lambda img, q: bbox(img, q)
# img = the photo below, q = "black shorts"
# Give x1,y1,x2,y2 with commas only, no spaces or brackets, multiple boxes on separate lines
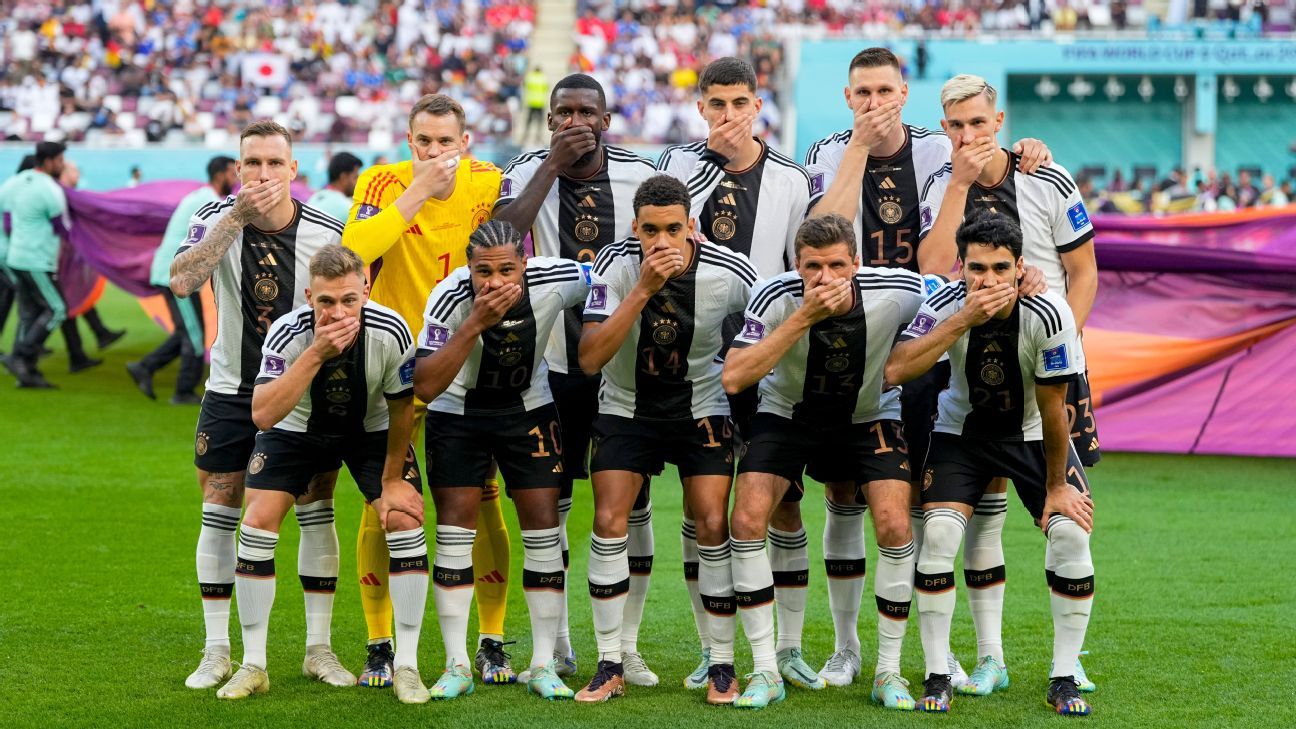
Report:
900,359,952,478
549,371,600,495
590,414,735,479
739,413,911,488
425,404,565,490
1067,371,1101,467
194,391,258,472
245,429,422,500
921,432,1090,520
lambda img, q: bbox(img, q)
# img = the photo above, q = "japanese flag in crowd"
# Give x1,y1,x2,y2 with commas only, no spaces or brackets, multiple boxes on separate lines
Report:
242,53,289,88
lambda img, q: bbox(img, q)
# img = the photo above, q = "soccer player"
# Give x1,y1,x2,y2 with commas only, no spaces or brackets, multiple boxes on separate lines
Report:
885,211,1095,716
413,220,588,701
656,56,821,690
495,73,659,683
127,156,237,405
308,152,364,223
342,94,513,688
169,120,347,690
0,157,32,359
920,74,1099,694
4,142,70,389
723,214,925,710
574,175,758,705
803,47,1052,687
217,245,429,703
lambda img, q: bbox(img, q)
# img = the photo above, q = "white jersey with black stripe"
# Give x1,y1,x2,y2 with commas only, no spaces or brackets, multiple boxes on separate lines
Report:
177,198,342,396
417,257,589,416
656,140,813,278
584,238,758,421
255,300,416,434
732,267,924,425
900,283,1084,441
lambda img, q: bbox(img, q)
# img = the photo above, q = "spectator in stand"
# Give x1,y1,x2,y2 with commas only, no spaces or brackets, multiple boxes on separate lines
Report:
1236,170,1260,208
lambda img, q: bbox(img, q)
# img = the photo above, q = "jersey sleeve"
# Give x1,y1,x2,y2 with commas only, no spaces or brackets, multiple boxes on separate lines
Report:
1049,167,1095,252
494,153,539,211
582,254,627,324
558,258,592,308
173,206,218,258
255,312,310,385
730,282,790,350
343,166,409,264
417,272,469,357
383,321,418,400
784,176,813,270
898,282,961,342
918,166,951,240
1032,299,1083,385
726,255,759,315
660,145,728,221
803,137,842,210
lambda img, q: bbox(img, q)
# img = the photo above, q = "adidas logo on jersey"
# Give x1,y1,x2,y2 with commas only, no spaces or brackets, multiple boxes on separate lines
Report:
984,341,1004,353
718,193,737,206
258,253,278,266
831,336,849,349
578,194,597,207
329,368,348,381
879,176,896,190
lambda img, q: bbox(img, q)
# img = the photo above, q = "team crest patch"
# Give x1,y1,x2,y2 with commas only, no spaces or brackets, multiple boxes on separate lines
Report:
248,452,266,475
1067,201,1090,232
500,179,513,197
185,224,206,244
1043,344,1070,372
588,284,608,311
399,358,415,385
740,317,765,341
922,467,934,491
356,204,381,220
195,432,209,456
905,313,937,337
264,355,286,376
423,324,450,351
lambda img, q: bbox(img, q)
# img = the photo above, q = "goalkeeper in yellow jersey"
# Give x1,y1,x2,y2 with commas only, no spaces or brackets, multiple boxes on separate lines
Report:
343,94,516,687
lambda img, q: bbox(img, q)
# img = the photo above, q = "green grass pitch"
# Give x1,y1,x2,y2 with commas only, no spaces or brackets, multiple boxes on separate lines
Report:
1,286,1293,727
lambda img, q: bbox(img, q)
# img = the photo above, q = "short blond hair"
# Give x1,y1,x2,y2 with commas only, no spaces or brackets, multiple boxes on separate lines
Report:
940,74,997,110
309,244,366,282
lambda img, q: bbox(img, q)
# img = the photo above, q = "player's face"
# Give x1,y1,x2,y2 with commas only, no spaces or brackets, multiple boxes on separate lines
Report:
796,242,859,286
941,94,1003,150
549,88,609,166
238,134,297,198
844,65,907,113
215,163,238,197
43,153,66,180
961,242,1023,318
468,246,526,294
307,272,369,324
698,83,762,129
408,112,469,160
632,204,694,254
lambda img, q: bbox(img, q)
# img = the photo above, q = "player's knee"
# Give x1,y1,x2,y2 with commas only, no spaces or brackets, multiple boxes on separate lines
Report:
919,509,967,563
1046,516,1092,566
591,507,628,539
768,500,802,532
825,480,858,505
201,473,243,508
385,511,421,534
693,510,729,545
872,508,912,547
729,505,767,542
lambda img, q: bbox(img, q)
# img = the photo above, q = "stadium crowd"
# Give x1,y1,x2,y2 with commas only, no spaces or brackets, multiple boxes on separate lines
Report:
1080,165,1296,213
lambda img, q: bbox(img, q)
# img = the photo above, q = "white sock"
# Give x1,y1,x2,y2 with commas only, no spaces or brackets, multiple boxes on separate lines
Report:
682,518,710,652
732,537,777,673
964,493,1008,664
910,505,925,564
556,497,572,655
588,534,629,663
916,509,965,678
386,528,428,671
624,497,653,654
874,541,915,675
235,525,279,670
768,526,808,652
698,540,736,666
295,500,338,648
197,503,239,650
1046,515,1094,677
824,498,867,653
433,525,476,668
522,527,565,669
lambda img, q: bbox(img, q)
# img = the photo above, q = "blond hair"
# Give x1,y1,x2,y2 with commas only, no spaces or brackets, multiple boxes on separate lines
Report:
940,74,998,110
309,244,366,282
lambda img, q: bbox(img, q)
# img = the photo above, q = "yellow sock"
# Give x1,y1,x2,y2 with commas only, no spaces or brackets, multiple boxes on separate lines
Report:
473,479,510,637
357,501,393,641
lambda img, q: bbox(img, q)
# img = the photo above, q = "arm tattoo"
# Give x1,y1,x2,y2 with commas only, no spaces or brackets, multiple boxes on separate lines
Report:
170,213,245,297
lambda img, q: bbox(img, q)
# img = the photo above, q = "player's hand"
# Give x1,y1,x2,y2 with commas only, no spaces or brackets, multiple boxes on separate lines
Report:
959,277,1015,327
1012,138,1053,174
707,114,751,163
230,179,284,225
799,272,851,324
548,117,598,169
1042,484,1094,533
466,280,522,331
951,137,997,187
311,310,360,359
375,481,425,528
410,144,460,200
847,100,902,152
636,242,685,295
1018,264,1049,297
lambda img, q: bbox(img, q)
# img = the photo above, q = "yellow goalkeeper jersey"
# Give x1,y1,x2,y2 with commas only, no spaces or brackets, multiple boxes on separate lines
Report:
343,158,501,336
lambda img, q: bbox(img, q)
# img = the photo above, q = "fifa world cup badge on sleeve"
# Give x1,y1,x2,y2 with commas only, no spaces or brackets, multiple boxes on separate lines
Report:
500,179,513,197
356,204,381,220
1043,344,1070,372
186,224,206,244
810,173,825,197
739,317,766,342
264,355,286,376
424,325,450,351
905,313,937,338
588,284,608,312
